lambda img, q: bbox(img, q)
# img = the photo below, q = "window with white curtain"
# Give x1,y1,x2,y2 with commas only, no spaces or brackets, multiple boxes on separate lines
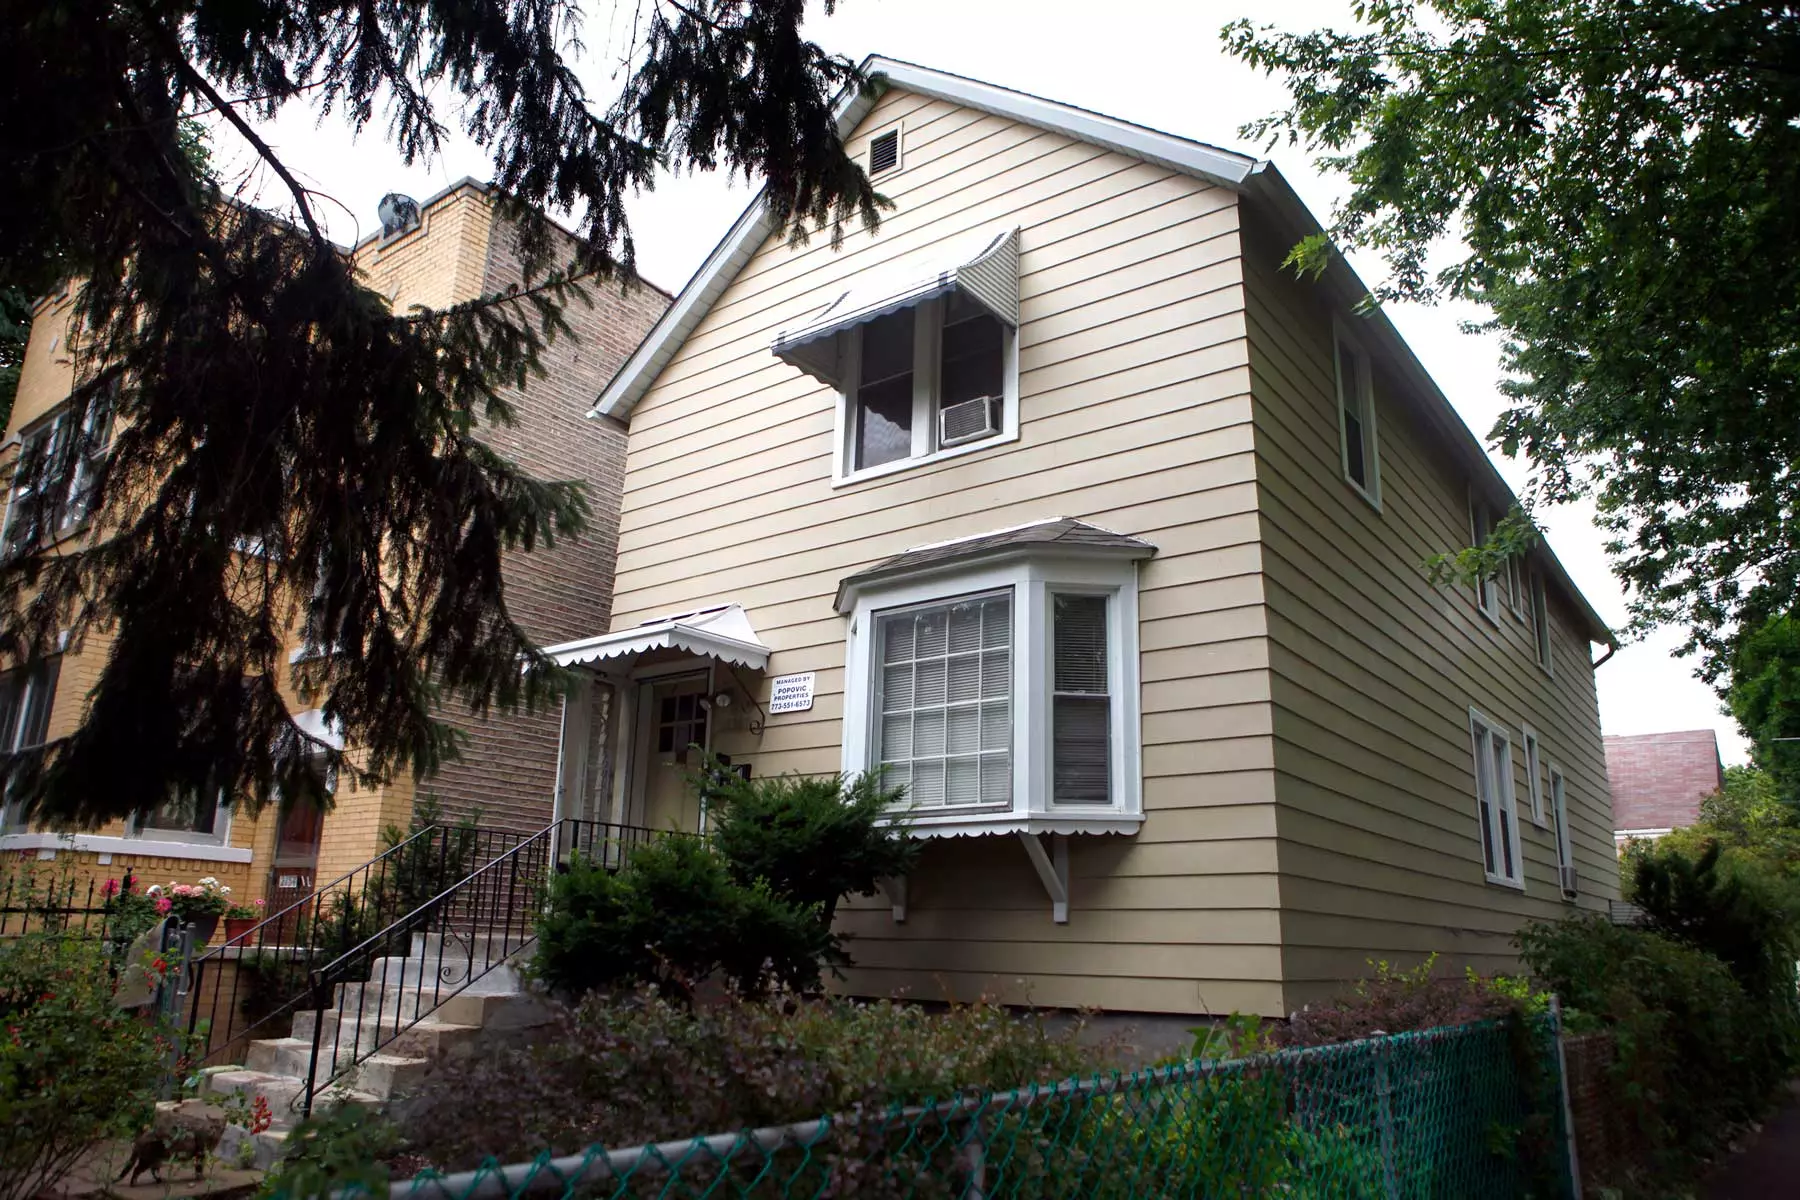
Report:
1469,708,1523,888
874,591,1012,809
0,657,61,831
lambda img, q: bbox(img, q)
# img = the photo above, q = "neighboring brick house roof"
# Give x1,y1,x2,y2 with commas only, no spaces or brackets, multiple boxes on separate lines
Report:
1604,729,1725,833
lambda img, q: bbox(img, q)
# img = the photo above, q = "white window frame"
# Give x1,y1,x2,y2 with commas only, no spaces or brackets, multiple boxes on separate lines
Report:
841,554,1143,837
1469,498,1500,624
1332,318,1380,510
128,787,233,849
1548,763,1576,898
1,391,113,556
1504,556,1527,623
1521,725,1545,827
1529,569,1555,677
0,658,60,833
1468,707,1524,889
831,297,1021,488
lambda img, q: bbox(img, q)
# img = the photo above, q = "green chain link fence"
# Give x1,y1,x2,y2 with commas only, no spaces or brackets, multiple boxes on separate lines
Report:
322,1014,1575,1200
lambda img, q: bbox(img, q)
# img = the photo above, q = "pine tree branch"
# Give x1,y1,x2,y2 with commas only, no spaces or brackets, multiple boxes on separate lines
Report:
130,1,326,250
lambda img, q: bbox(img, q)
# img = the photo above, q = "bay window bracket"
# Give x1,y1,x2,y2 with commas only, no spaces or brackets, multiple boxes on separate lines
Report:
1017,832,1069,924
879,874,908,923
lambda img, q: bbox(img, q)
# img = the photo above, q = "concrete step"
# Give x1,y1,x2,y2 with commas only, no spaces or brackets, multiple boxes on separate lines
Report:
364,953,526,994
408,929,538,960
207,1067,379,1129
270,1016,480,1066
348,1051,433,1098
218,1123,289,1171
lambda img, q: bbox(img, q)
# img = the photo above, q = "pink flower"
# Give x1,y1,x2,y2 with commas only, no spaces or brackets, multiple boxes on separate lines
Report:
253,898,266,908
155,896,172,914
100,878,120,899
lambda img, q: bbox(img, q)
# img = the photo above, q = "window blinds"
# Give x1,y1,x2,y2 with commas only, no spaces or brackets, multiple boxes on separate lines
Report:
1053,594,1110,804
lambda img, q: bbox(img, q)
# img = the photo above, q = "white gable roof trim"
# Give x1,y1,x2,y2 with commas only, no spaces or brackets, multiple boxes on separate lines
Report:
772,226,1020,387
589,56,1255,422
541,604,771,671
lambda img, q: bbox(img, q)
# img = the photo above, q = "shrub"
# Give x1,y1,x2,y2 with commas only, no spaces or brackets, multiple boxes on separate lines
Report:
1517,913,1775,1179
0,934,172,1200
1280,953,1544,1047
395,989,1109,1174
703,765,919,923
533,767,918,1001
532,839,834,1001
1630,837,1800,1010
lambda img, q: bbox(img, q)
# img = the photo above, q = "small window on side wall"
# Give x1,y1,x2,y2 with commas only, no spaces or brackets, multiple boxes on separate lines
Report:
1468,707,1523,889
1469,499,1500,622
1332,322,1379,508
1530,569,1555,677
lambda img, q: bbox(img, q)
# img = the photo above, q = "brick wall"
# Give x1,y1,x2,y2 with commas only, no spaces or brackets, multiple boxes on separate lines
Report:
355,186,667,832
1604,730,1726,832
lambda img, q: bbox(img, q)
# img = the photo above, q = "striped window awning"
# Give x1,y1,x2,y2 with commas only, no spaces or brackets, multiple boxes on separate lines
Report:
771,227,1020,387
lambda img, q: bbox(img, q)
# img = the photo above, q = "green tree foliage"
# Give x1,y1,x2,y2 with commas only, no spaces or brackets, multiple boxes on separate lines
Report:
1629,839,1799,1009
1225,2,1800,676
1729,613,1800,800
0,935,172,1200
2,1,879,827
1647,765,1800,872
703,763,920,923
0,288,27,430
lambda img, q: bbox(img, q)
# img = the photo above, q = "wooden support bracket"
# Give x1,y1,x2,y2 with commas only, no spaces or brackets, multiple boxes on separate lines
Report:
1017,832,1069,923
879,875,908,923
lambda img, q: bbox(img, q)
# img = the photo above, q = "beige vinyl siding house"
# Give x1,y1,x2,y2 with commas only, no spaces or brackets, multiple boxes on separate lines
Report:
558,57,1617,1019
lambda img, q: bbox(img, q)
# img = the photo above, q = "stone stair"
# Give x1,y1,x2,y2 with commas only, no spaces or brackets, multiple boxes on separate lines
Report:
204,931,538,1169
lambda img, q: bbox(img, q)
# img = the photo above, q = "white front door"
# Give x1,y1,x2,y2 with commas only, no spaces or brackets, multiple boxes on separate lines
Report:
630,672,711,834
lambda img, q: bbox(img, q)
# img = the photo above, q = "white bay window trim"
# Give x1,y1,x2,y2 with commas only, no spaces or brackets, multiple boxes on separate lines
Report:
841,555,1142,838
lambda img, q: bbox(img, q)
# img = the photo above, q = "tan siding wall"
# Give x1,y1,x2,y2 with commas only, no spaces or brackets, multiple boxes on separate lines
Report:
1238,212,1618,1011
614,88,1284,1016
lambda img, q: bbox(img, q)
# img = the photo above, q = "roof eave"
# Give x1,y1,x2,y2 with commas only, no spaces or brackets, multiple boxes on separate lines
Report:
1241,163,1615,650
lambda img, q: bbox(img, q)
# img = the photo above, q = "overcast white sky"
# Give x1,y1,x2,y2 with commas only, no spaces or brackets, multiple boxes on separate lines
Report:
231,0,1746,762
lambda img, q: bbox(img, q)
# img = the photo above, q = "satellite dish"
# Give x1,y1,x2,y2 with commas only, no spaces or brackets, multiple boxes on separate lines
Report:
378,193,421,239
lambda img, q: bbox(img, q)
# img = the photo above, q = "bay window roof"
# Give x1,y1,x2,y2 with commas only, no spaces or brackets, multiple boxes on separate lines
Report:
836,517,1154,612
772,227,1020,388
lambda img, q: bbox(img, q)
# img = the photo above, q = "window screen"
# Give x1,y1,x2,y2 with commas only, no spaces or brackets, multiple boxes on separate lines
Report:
856,309,915,469
1052,594,1111,804
940,292,1004,409
1470,712,1521,885
1531,571,1554,673
874,592,1011,808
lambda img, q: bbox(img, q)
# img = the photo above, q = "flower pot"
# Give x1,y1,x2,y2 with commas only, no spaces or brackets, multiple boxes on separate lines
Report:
224,917,257,942
187,913,220,944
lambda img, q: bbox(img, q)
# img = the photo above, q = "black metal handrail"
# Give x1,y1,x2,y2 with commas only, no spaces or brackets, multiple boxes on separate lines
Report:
298,818,684,1115
182,821,535,1067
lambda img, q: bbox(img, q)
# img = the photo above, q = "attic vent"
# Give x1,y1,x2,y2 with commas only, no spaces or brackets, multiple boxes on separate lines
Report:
869,128,901,176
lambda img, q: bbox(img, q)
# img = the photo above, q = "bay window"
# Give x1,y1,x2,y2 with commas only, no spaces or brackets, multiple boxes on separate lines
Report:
838,519,1149,838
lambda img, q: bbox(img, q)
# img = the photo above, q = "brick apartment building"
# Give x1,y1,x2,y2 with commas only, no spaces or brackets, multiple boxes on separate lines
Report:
1605,728,1726,849
0,180,667,912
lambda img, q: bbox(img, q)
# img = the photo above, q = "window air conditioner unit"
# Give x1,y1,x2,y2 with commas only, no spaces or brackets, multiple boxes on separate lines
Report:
939,395,1002,448
1559,864,1578,897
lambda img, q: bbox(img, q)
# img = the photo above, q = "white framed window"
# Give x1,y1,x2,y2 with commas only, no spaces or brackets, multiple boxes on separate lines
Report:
1469,499,1500,623
836,293,1018,483
131,783,232,847
1529,569,1555,676
1,389,114,558
1504,556,1527,622
1468,707,1523,889
0,657,61,832
1332,320,1380,508
1521,725,1545,827
1548,763,1576,898
841,555,1143,837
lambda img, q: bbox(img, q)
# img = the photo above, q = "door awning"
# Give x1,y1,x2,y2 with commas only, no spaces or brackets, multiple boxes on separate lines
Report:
772,226,1020,387
541,604,771,672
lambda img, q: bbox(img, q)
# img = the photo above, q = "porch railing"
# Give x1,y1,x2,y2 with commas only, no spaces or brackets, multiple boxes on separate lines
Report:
182,822,538,1067
298,817,685,1114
